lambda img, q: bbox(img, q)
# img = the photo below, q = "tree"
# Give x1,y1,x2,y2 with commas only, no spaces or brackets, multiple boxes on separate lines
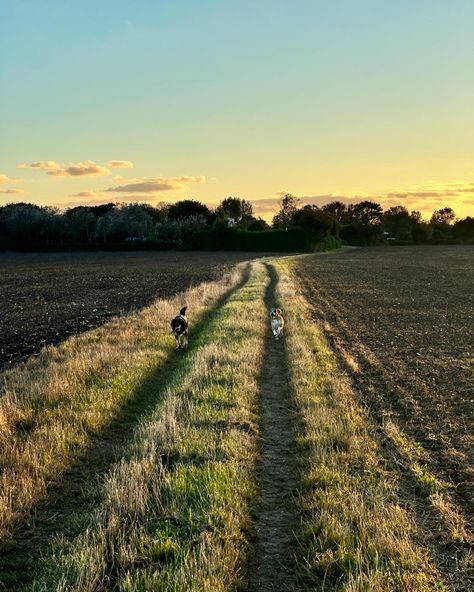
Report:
347,201,383,226
340,201,383,245
272,194,300,229
430,207,455,227
382,205,412,241
321,201,347,223
65,206,96,244
292,205,333,243
453,217,474,243
217,197,253,223
167,200,211,222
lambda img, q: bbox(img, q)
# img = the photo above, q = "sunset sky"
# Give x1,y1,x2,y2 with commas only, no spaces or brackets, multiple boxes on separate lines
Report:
1,0,473,220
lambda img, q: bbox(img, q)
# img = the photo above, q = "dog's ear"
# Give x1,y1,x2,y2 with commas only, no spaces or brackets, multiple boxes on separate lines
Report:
276,308,282,314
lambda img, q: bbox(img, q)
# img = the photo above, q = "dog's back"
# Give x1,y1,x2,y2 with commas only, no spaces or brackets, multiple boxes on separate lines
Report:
171,306,189,349
171,314,187,336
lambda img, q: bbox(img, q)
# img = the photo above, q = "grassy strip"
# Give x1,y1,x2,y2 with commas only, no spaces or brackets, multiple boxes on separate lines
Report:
0,264,247,542
272,259,442,592
29,262,268,591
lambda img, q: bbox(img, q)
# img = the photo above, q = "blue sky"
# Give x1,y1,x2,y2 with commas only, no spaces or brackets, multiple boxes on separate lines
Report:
1,0,473,218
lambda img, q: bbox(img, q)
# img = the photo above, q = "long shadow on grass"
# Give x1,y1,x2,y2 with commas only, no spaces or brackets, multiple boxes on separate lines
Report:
247,263,300,592
0,264,251,592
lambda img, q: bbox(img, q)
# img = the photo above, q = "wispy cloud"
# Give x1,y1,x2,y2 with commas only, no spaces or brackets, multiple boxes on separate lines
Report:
18,159,134,177
68,190,104,198
105,176,206,194
0,173,18,183
106,160,134,169
18,161,61,170
0,188,25,194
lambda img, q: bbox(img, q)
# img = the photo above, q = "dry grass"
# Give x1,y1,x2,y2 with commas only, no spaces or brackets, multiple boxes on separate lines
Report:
0,263,247,542
272,258,442,591
29,262,269,591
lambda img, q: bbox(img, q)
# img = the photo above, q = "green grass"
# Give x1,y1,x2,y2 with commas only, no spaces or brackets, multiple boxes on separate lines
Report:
27,263,269,592
272,258,441,592
0,265,247,544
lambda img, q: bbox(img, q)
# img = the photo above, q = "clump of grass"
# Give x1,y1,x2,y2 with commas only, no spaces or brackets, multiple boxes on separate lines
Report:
0,263,248,541
273,259,441,591
415,465,441,497
29,263,269,591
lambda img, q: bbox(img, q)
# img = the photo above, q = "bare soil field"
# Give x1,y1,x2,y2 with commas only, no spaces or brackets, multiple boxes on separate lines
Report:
296,246,474,587
0,251,261,371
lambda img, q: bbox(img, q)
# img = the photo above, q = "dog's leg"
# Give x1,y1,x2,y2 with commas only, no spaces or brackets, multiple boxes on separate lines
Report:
183,331,188,350
175,334,180,349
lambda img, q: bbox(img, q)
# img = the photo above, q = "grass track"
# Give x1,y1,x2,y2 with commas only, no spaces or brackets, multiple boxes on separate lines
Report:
0,263,251,589
25,262,269,591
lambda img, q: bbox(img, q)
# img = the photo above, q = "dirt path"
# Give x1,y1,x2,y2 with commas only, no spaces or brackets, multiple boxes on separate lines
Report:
249,266,299,592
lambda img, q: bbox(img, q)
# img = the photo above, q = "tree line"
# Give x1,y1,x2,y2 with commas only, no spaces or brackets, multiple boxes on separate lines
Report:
0,195,472,251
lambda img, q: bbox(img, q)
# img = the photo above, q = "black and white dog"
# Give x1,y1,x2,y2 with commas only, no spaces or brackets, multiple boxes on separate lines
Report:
171,306,188,349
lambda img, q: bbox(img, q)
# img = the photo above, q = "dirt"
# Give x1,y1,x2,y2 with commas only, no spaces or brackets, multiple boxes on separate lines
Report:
249,267,299,592
0,251,262,371
296,245,474,589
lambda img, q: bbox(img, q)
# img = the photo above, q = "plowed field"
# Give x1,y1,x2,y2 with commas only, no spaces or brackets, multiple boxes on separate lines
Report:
0,251,261,370
296,246,474,586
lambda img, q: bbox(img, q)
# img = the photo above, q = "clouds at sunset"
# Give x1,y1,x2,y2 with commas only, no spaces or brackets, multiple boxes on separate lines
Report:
68,190,103,198
47,161,110,177
0,188,24,195
105,176,206,194
17,159,135,178
106,160,134,169
253,181,474,220
18,161,60,170
0,173,18,183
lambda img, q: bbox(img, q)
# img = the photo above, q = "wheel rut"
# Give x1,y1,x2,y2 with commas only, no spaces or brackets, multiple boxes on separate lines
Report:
249,265,299,592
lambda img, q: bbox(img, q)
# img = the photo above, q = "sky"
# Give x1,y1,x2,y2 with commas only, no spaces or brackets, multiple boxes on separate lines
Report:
1,0,473,220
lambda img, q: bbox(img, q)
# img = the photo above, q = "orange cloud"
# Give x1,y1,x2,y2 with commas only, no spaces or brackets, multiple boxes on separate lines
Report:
106,160,134,169
105,176,206,194
48,160,110,177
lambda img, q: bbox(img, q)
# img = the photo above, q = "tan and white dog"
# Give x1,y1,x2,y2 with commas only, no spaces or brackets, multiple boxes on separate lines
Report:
270,308,284,339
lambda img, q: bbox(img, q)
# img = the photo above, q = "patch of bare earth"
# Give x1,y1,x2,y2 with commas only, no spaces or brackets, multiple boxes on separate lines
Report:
249,271,299,592
296,246,474,590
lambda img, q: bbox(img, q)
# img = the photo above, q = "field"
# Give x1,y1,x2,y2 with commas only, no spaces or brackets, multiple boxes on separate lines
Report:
0,246,472,591
0,251,263,370
296,246,474,589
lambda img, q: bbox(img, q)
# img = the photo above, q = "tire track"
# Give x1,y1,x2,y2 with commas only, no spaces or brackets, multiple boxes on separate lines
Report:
249,265,299,592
